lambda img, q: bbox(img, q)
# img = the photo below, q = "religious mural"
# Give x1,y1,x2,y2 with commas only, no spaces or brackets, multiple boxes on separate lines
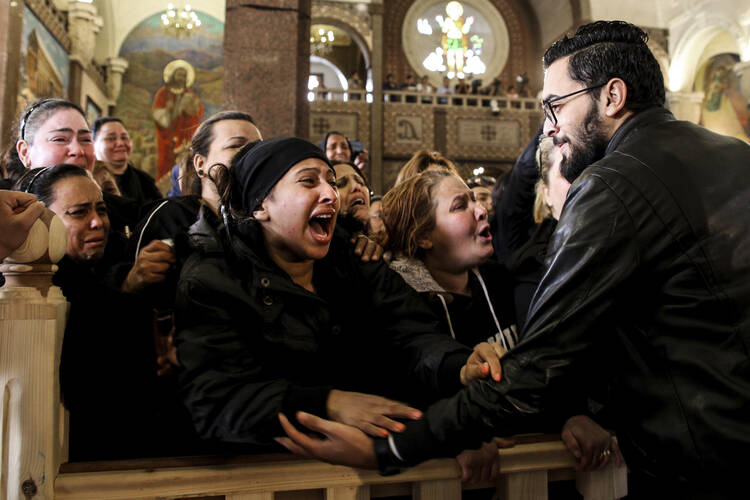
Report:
114,11,223,188
696,53,750,142
18,6,70,111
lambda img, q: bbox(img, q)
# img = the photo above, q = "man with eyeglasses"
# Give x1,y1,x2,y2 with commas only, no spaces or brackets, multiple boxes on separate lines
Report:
276,21,750,499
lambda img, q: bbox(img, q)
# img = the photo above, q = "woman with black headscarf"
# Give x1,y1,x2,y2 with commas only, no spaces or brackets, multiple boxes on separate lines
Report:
173,137,487,449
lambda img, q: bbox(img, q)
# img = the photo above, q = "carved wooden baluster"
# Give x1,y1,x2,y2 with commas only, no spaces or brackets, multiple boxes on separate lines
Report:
0,210,67,500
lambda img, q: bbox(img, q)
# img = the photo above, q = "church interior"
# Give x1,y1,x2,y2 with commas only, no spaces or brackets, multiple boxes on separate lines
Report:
1,0,749,499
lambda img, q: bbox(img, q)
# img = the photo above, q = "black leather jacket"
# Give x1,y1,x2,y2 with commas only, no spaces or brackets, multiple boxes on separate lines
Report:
389,108,750,495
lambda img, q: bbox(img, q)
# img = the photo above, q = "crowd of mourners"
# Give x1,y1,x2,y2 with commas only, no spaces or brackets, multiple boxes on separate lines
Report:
1,21,749,500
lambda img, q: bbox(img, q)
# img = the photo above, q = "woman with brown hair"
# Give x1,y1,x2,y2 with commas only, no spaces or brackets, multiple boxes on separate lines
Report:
393,149,459,186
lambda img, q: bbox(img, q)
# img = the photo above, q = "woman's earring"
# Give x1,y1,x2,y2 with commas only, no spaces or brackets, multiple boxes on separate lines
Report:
197,168,205,177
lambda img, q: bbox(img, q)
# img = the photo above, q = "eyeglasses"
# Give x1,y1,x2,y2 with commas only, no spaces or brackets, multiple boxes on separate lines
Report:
541,83,605,126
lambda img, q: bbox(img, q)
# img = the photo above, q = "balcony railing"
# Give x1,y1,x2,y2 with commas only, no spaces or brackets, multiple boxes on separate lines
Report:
309,89,540,111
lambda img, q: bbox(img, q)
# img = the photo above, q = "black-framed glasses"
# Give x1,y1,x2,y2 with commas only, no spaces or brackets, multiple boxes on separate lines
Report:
541,83,605,126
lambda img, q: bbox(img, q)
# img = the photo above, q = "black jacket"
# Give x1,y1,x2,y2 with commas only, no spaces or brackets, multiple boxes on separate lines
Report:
115,163,163,207
174,208,470,446
388,108,750,496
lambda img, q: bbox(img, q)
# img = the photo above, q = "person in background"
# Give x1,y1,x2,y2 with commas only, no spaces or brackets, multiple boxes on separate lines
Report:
368,194,385,236
319,131,370,172
92,117,162,206
92,161,122,197
465,175,495,219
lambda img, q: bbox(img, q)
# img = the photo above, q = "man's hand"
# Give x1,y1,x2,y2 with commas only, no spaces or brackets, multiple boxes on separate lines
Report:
327,389,421,437
122,240,176,293
456,441,500,483
0,191,45,260
351,234,383,262
561,415,623,471
353,150,370,171
156,334,180,376
276,412,377,469
460,342,505,385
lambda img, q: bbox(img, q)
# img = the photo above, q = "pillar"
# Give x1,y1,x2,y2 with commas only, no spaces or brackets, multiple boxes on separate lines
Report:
223,0,311,138
106,57,129,111
369,3,384,194
0,0,24,152
666,91,704,124
733,60,750,104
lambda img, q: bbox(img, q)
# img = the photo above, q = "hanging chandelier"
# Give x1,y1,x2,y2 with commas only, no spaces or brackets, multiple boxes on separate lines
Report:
161,3,202,38
310,27,335,56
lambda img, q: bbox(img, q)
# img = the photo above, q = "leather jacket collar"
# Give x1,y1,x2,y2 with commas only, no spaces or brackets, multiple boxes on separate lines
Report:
605,107,675,155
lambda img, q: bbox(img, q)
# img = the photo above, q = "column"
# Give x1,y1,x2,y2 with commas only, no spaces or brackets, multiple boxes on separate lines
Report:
666,91,704,124
733,60,750,104
0,0,24,151
67,0,103,108
369,2,384,194
106,56,130,110
223,0,311,138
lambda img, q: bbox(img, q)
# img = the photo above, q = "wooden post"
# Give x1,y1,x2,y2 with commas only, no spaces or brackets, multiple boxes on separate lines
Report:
325,485,369,500
499,470,548,500
412,478,462,500
0,211,68,500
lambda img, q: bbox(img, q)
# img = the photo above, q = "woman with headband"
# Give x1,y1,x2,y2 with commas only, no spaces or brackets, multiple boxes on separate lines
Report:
173,137,492,448
10,98,139,236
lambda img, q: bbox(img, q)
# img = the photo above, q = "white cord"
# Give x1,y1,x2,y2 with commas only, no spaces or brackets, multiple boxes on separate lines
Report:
436,293,456,339
134,200,170,259
472,268,513,350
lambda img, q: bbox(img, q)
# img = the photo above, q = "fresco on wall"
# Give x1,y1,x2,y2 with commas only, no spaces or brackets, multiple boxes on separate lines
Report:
114,11,223,187
695,53,750,142
18,6,70,111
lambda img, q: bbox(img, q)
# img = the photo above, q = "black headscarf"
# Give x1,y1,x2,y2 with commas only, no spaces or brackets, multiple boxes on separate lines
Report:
230,137,332,212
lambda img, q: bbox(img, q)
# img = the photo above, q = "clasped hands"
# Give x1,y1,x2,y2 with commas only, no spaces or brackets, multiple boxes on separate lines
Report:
275,342,507,472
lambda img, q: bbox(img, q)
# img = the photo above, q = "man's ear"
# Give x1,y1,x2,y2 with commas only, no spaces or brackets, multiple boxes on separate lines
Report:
253,202,270,221
16,140,30,167
603,78,628,117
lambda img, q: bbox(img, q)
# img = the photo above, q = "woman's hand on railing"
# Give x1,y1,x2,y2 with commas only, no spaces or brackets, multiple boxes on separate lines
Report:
561,415,624,471
460,342,506,385
276,411,377,469
326,389,422,437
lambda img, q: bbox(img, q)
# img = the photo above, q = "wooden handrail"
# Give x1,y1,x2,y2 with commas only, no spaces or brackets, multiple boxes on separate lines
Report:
54,437,580,500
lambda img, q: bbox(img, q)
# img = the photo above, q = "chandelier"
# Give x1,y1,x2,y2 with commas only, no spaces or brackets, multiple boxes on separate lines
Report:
310,27,335,56
161,3,202,38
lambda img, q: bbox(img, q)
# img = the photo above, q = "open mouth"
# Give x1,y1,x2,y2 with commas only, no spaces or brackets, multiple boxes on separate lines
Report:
477,226,492,239
349,198,366,210
309,212,334,238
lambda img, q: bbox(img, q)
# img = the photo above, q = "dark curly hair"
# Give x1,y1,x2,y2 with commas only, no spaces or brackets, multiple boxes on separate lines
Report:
543,21,665,112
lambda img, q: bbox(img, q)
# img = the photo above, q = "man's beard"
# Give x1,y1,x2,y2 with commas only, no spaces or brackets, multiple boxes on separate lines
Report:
556,100,610,183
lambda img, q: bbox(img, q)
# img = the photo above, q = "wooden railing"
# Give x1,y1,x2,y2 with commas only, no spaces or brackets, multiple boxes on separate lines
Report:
55,435,622,500
1,214,626,500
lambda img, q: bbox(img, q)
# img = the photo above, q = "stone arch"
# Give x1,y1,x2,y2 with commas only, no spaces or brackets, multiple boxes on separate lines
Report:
669,17,744,92
311,3,372,53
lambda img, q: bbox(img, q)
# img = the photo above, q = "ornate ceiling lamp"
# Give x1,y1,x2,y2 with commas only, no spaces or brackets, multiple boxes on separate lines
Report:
161,3,201,38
